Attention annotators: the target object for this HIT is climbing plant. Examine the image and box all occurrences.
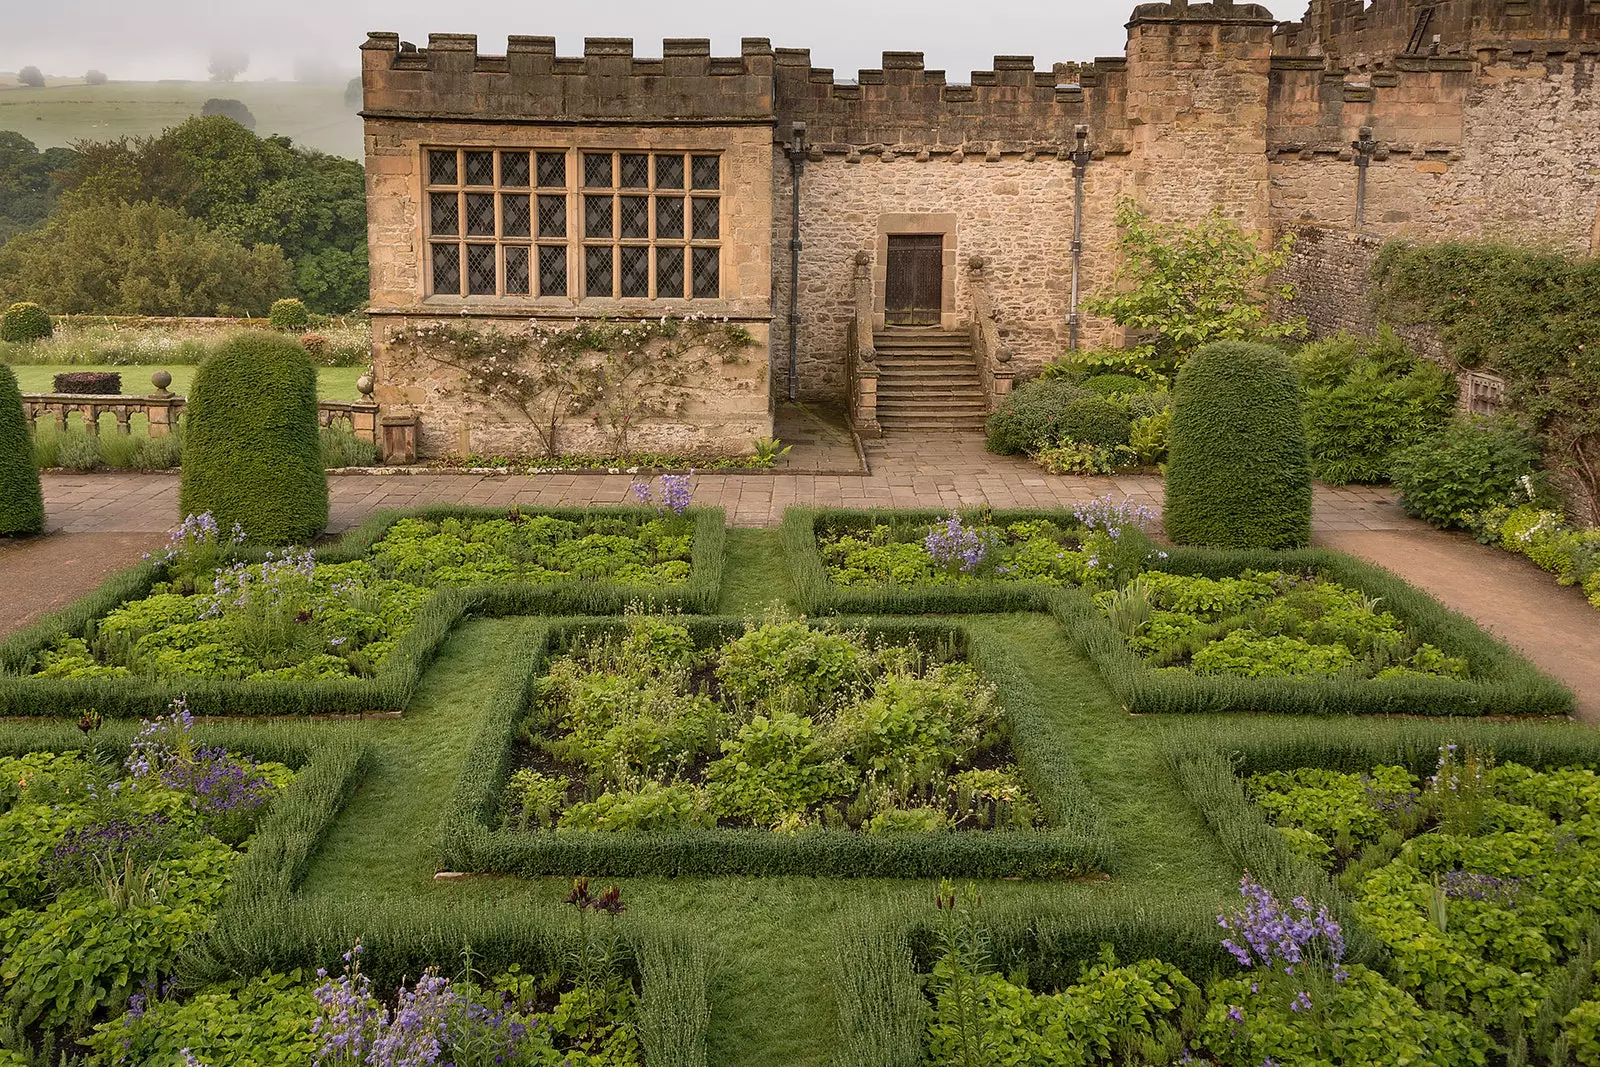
[390,315,754,457]
[1373,241,1600,525]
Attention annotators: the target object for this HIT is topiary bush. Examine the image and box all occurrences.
[268,298,310,331]
[1056,397,1133,447]
[1164,341,1312,549]
[0,365,44,535]
[51,371,121,395]
[1,301,52,342]
[1081,373,1151,398]
[179,331,328,545]
[985,379,1091,455]
[1390,419,1541,530]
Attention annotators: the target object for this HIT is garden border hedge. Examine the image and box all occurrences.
[0,504,726,718]
[437,614,1115,879]
[783,508,1570,716]
[1065,547,1573,717]
[0,718,714,1067]
[781,507,1078,616]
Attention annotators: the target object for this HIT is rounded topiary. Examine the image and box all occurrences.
[180,332,327,545]
[0,365,44,536]
[1164,341,1312,549]
[1081,373,1151,398]
[1056,397,1133,447]
[985,379,1091,455]
[268,298,310,330]
[1,302,53,342]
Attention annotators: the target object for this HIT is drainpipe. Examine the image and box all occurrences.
[1067,124,1092,352]
[786,121,807,401]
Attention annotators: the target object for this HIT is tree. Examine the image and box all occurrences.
[17,67,44,88]
[84,70,108,85]
[1081,199,1303,382]
[201,98,256,131]
[208,49,249,83]
[0,132,77,244]
[0,198,292,316]
[344,76,362,110]
[61,116,368,311]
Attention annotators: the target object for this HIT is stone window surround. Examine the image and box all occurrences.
[872,213,959,331]
[420,145,723,304]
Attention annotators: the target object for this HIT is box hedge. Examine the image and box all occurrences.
[179,331,328,545]
[1164,341,1312,549]
[1,301,52,342]
[0,364,44,536]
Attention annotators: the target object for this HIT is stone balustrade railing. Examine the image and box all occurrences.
[845,250,882,438]
[966,256,1015,412]
[20,370,381,444]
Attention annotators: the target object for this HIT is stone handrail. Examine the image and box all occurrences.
[21,370,381,444]
[845,250,882,437]
[967,256,1015,413]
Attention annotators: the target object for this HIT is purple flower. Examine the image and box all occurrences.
[1218,874,1344,976]
[924,513,995,574]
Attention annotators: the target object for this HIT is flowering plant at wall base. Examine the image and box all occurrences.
[502,612,1041,836]
[389,315,756,459]
[28,509,697,682]
[0,699,290,1034]
[818,497,1162,590]
[922,876,1487,1066]
[1469,502,1600,612]
[1094,569,1472,680]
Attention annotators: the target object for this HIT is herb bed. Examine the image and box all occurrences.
[0,504,726,718]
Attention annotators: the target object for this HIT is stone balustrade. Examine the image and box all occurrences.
[20,370,382,445]
[966,257,1015,413]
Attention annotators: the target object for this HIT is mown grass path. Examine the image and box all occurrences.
[297,530,1241,1066]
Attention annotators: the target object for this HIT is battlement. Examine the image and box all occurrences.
[770,50,1131,148]
[1127,1,1280,23]
[360,33,776,123]
[1275,0,1600,60]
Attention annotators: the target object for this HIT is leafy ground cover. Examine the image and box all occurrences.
[0,706,291,1036]
[504,614,1033,836]
[1097,568,1471,680]
[23,506,698,684]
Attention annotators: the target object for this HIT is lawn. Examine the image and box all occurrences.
[0,79,360,158]
[11,364,364,401]
[0,514,1590,1065]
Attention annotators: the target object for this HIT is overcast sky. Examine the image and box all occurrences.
[3,0,1173,83]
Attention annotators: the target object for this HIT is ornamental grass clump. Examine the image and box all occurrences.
[180,331,328,546]
[0,363,44,535]
[1165,341,1312,549]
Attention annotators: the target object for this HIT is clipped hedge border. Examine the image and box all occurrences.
[781,507,1076,616]
[1066,548,1573,717]
[0,505,726,718]
[829,895,1239,1067]
[438,615,1114,879]
[783,509,1570,716]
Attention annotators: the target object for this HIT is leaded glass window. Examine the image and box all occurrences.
[425,147,721,300]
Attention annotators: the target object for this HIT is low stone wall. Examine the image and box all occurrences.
[369,315,773,459]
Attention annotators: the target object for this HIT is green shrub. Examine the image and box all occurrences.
[1080,373,1150,398]
[0,302,51,342]
[1164,342,1312,549]
[134,429,184,470]
[53,430,101,471]
[1390,419,1540,529]
[0,365,43,535]
[320,422,380,468]
[268,298,310,330]
[180,332,328,545]
[1295,329,1456,485]
[1056,397,1132,447]
[984,379,1090,455]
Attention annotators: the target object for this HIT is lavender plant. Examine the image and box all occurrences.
[923,513,998,575]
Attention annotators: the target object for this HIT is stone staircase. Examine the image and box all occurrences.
[872,329,988,432]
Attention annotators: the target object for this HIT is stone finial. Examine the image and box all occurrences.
[151,370,172,395]
[357,373,376,397]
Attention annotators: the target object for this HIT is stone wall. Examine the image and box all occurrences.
[1276,0,1600,59]
[371,318,771,459]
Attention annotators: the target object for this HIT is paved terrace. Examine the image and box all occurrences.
[3,431,1597,721]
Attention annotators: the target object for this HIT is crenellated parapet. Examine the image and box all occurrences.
[1276,0,1600,60]
[771,49,1131,154]
[360,33,776,123]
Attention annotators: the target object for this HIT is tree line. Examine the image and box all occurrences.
[0,116,366,316]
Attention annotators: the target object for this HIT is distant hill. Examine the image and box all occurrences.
[0,78,361,159]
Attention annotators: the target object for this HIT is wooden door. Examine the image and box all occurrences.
[884,235,943,326]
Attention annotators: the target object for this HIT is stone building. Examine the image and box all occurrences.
[359,0,1600,458]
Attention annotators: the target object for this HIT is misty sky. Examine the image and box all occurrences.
[0,0,1209,83]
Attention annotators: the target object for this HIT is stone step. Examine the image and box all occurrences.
[878,417,989,431]
[876,357,980,370]
[876,371,983,383]
[875,338,971,352]
[878,402,990,415]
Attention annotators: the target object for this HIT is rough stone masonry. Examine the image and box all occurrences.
[360,1,1600,458]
